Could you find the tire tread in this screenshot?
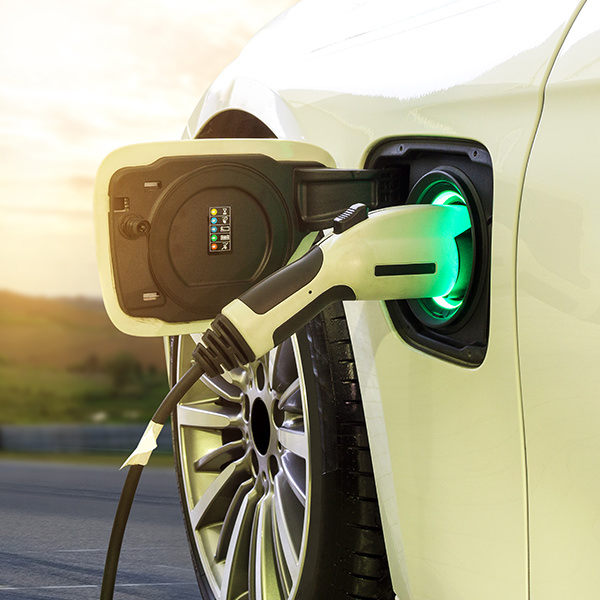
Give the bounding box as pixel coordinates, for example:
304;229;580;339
305;302;395;599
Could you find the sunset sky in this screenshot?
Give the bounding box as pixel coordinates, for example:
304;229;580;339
0;0;296;298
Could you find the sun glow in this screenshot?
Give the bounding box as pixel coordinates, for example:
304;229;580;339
0;0;296;297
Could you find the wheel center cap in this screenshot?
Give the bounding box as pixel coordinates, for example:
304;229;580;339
250;398;271;455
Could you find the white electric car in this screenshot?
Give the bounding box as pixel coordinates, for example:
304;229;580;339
95;1;600;599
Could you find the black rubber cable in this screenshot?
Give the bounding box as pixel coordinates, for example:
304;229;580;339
100;465;143;600
99;362;205;600
152;362;204;424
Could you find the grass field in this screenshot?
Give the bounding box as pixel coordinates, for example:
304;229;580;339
0;362;170;424
0;290;170;424
0;450;176;468
0;290;166;370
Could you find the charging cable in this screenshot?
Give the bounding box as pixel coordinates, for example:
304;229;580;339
100;202;469;598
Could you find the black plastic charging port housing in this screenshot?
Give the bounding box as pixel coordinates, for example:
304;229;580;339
365;138;493;367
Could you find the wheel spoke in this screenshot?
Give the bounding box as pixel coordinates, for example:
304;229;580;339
271;500;292;597
227;367;249;389
177;401;240;430
277;421;308;460
194;439;246;473
280;451;306;506
190;456;251;528
266;349;277;391
201;373;243;403
215;479;254;562
220;482;262;600
250;494;281;600
277;378;302;414
272;474;300;582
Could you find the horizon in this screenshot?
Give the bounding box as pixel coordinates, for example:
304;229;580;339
0;288;103;302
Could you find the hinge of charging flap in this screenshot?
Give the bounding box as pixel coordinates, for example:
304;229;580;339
294;168;397;231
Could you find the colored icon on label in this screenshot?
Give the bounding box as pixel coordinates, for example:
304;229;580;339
211;243;218;250
210;217;217;224
210;208;218;215
211;234;218;241
210;226;217;233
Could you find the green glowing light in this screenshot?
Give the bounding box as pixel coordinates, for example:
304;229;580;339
414;178;473;323
431;295;462;310
431;188;466;312
432;189;463;206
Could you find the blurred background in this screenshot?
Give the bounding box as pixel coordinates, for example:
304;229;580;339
0;0;296;456
0;4;300;597
0;2;299;597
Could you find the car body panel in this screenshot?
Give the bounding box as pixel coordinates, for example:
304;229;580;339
181;1;586;597
517;1;600;597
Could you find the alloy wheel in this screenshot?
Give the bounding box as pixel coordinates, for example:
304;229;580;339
174;334;310;599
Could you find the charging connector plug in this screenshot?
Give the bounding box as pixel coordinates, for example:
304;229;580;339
222;202;470;358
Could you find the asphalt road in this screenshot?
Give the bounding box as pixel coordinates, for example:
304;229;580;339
0;459;202;599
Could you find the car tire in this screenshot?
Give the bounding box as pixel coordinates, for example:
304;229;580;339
171;302;395;599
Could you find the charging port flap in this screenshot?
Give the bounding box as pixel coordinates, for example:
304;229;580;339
95;139;384;337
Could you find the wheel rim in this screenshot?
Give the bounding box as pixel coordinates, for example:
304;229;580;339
175;334;310;599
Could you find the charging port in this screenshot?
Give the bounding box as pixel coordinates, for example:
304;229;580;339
366;139;492;367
